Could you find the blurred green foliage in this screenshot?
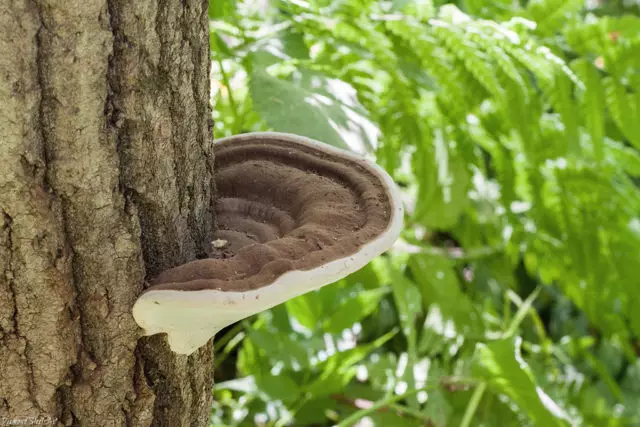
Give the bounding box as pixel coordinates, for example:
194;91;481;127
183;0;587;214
208;0;640;425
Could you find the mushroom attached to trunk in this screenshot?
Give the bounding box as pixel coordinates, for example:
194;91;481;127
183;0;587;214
132;132;404;354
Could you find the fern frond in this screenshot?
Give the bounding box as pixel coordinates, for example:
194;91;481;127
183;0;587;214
385;19;474;120
604;77;640;149
605;139;640;177
572;59;605;162
431;20;505;102
525;0;584;36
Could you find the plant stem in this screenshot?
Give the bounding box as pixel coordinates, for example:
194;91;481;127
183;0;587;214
459;382;486;427
503;287;540;338
335;388;423;427
216;56;239;124
213;322;246;353
388;403;432;422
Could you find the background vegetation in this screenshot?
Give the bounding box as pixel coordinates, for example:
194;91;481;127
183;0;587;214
207;0;640;425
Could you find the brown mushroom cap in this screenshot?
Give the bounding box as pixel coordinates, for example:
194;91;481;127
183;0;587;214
147;133;396;292
132;132;404;354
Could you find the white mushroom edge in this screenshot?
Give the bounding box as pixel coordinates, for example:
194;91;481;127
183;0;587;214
132;132;405;355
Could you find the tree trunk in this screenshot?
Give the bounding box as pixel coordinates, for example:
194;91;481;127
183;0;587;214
0;0;215;425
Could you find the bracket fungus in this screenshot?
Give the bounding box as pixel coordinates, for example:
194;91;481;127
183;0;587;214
132;132;404;354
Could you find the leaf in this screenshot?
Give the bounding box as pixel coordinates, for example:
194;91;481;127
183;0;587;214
237;334;261;376
604;77;640;150
215;376;258;394
209;0;236;20
365;352;398;392
255;372;301;403
390;0;413;12
412;129;471;229
295;396;340;425
384;259;423;410
550;71;580;155
526;0;584;36
385;261;423;347
305;329;398;398
365;410;429;427
210;32;234;58
409;253;483;337
346;263;382;291
247;27;310;68
286;292;324;330
249;64;378;153
280;30;310;59
322;287;391;334
422;388;453;427
245;326;316;370
474;338;572;426
572;58;605;162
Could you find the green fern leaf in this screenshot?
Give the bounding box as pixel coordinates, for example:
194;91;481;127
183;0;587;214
604;77;640;149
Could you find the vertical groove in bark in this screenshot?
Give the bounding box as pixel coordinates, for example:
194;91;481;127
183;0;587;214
30;0;147;424
0;0;79;418
1;0;214;425
108;0;214;424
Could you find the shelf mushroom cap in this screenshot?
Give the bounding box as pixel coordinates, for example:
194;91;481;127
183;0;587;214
132;132;404;354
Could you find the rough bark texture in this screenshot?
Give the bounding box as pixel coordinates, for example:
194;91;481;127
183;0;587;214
0;0;215;425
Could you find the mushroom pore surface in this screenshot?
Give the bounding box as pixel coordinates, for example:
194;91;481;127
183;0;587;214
146;134;394;292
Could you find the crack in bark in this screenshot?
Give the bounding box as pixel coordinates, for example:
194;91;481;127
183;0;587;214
3;210;43;413
32;0;100;419
104;2;161;423
2;211;18;336
24;6;57;411
185;0;215;259
98;0;124;332
180;4;217;415
163;1;192;261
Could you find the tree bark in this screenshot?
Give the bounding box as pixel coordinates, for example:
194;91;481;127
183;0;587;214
0;0;215;425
